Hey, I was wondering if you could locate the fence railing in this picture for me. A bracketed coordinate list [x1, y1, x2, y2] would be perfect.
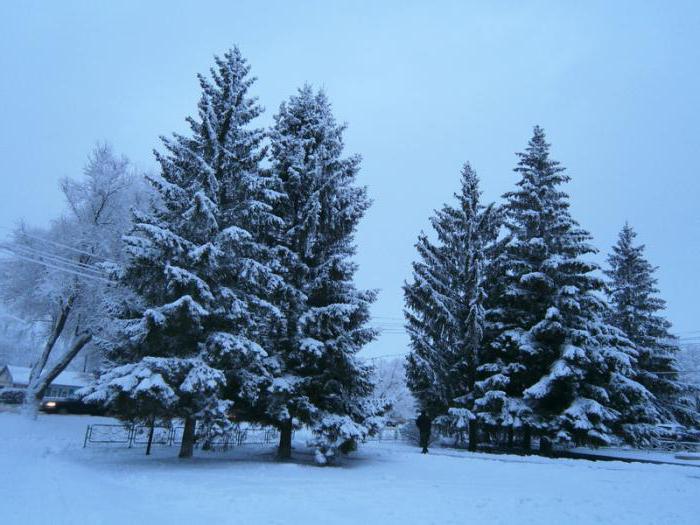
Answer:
[83, 423, 282, 450]
[83, 422, 411, 450]
[83, 424, 180, 448]
[364, 426, 411, 442]
[656, 439, 700, 452]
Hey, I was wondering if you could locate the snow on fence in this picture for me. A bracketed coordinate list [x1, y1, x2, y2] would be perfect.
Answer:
[364, 426, 411, 442]
[83, 424, 181, 448]
[83, 422, 412, 451]
[83, 423, 282, 451]
[656, 439, 700, 452]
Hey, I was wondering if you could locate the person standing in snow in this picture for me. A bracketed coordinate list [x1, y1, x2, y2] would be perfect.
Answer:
[416, 410, 432, 453]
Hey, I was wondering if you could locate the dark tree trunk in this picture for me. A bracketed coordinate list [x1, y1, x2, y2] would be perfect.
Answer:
[523, 424, 532, 450]
[24, 330, 92, 419]
[539, 436, 552, 455]
[23, 295, 78, 418]
[277, 419, 293, 460]
[29, 295, 76, 386]
[178, 417, 196, 458]
[507, 426, 514, 449]
[33, 332, 92, 400]
[146, 422, 155, 456]
[468, 419, 478, 452]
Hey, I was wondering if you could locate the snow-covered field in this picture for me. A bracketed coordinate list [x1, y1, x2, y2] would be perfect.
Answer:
[1, 412, 698, 525]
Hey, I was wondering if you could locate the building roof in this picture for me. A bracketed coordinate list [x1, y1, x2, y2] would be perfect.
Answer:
[4, 365, 93, 388]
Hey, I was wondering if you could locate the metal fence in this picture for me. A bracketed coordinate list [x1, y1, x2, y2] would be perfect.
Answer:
[656, 439, 700, 452]
[83, 423, 282, 450]
[83, 424, 180, 448]
[364, 426, 411, 443]
[83, 422, 410, 450]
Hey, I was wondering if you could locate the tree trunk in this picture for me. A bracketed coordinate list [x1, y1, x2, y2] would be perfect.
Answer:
[23, 331, 91, 419]
[507, 426, 514, 449]
[277, 419, 293, 460]
[29, 295, 75, 386]
[23, 295, 77, 418]
[21, 395, 41, 419]
[178, 417, 196, 458]
[539, 436, 552, 455]
[523, 424, 532, 451]
[468, 418, 478, 452]
[33, 332, 92, 400]
[146, 422, 156, 456]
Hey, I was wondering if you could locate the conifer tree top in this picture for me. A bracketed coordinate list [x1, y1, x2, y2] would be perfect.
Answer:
[605, 222, 670, 341]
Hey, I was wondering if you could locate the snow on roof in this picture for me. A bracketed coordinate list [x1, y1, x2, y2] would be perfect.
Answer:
[4, 365, 93, 388]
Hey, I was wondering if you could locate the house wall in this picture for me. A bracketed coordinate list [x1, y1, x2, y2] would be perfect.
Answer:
[0, 368, 12, 388]
[1, 366, 85, 399]
[44, 385, 79, 399]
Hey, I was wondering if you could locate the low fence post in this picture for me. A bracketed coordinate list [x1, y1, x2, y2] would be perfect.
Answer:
[83, 425, 91, 448]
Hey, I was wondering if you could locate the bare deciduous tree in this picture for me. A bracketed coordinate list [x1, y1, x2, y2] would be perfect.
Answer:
[0, 144, 150, 416]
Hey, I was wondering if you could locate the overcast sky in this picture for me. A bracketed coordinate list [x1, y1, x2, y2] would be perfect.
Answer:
[1, 1, 699, 356]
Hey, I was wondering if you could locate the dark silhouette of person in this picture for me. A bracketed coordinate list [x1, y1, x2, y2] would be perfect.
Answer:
[416, 410, 432, 453]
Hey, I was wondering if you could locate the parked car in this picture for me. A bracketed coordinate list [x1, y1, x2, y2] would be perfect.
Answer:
[0, 387, 25, 405]
[40, 397, 106, 416]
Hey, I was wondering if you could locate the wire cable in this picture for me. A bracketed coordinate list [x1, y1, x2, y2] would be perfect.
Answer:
[0, 226, 118, 264]
[1, 242, 107, 277]
[0, 247, 113, 283]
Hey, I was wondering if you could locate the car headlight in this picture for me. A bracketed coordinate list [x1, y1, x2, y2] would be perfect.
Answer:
[45, 401, 57, 408]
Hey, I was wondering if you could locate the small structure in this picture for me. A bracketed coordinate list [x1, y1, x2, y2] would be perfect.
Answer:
[0, 365, 92, 400]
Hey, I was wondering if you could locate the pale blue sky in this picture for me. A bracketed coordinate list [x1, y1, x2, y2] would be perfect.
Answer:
[1, 1, 699, 356]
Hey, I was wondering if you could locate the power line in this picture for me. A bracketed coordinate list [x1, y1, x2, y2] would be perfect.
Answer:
[1, 227, 118, 265]
[0, 244, 108, 279]
[1, 242, 107, 277]
[0, 247, 113, 283]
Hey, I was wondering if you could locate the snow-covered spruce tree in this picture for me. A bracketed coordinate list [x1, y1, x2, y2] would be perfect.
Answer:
[475, 126, 649, 447]
[677, 344, 700, 412]
[605, 223, 698, 432]
[403, 206, 459, 417]
[84, 48, 281, 458]
[264, 85, 383, 464]
[404, 164, 497, 429]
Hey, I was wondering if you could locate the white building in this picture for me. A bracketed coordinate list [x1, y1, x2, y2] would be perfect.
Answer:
[0, 365, 92, 399]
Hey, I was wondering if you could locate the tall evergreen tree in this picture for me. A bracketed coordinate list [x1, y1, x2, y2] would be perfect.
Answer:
[404, 164, 497, 420]
[475, 127, 648, 446]
[263, 85, 383, 463]
[84, 48, 281, 457]
[605, 223, 698, 430]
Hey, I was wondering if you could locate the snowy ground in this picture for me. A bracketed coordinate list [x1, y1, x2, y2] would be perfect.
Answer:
[1, 412, 698, 525]
[568, 445, 700, 465]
